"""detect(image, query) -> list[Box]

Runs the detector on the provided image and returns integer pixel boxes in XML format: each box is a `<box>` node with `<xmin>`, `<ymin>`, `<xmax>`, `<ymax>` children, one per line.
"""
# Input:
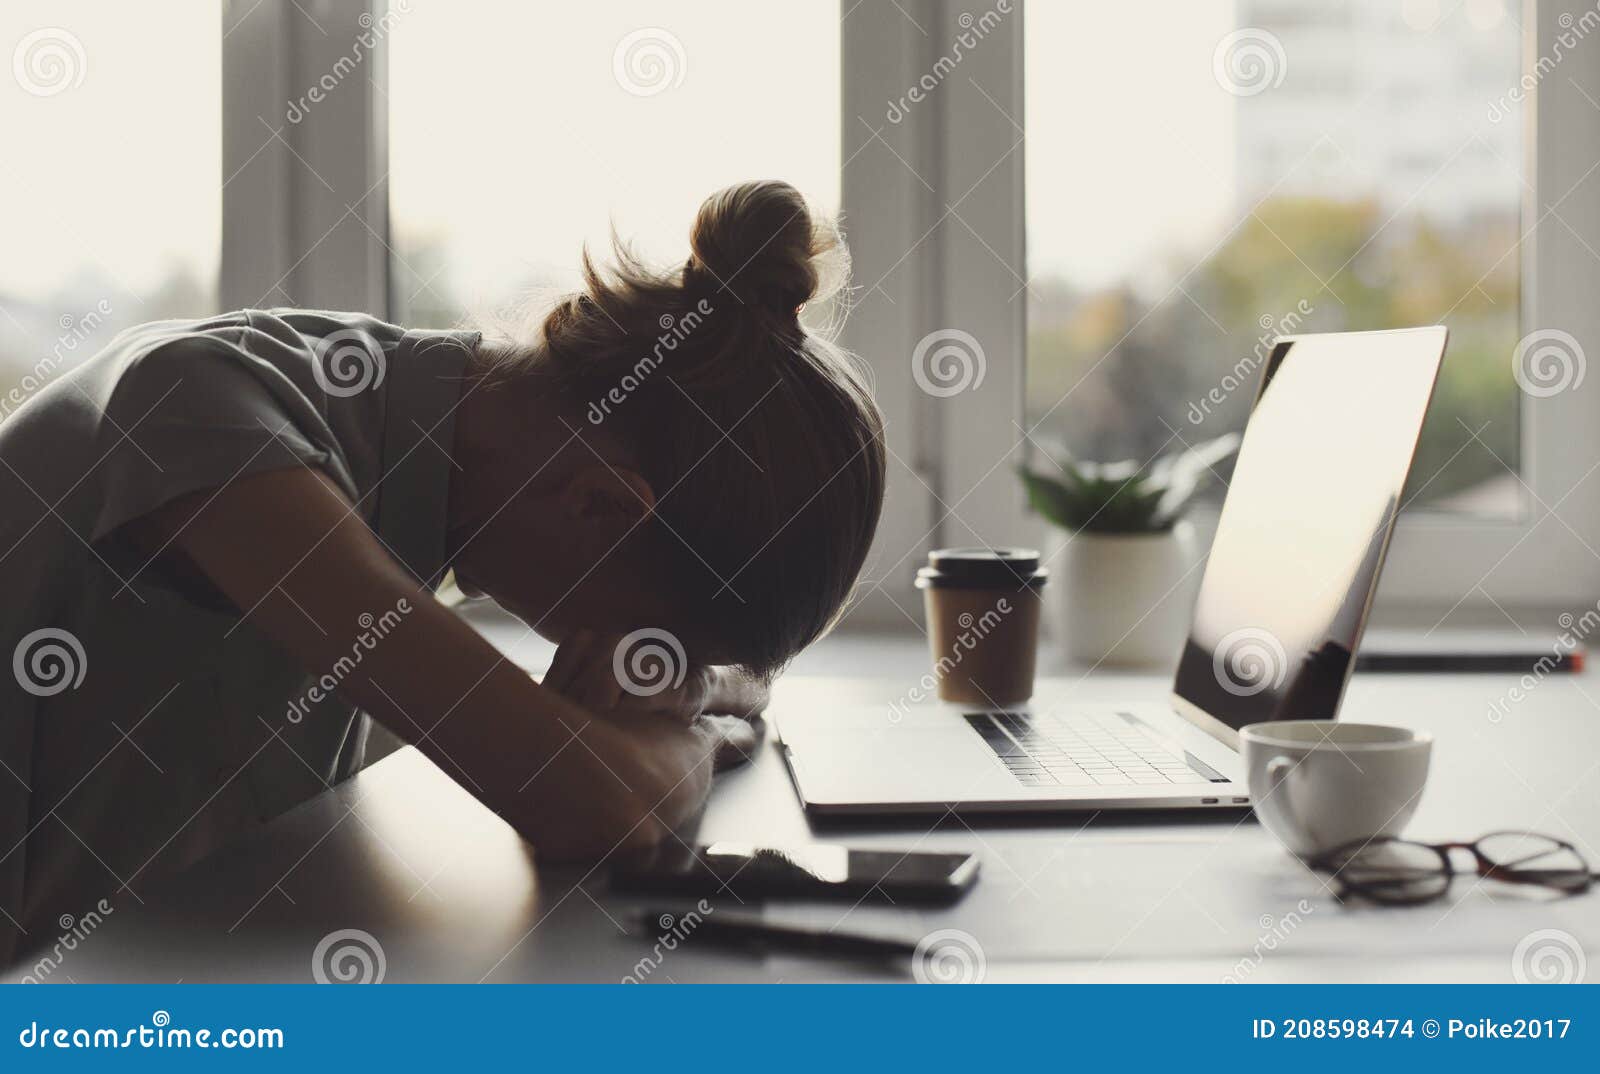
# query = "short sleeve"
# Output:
<box><xmin>88</xmin><ymin>332</ymin><xmax>356</xmax><ymax>543</ymax></box>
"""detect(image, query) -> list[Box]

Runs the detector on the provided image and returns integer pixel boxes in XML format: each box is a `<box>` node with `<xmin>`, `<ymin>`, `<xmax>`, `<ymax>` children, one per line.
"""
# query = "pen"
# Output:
<box><xmin>632</xmin><ymin>909</ymin><xmax>918</xmax><ymax>961</ymax></box>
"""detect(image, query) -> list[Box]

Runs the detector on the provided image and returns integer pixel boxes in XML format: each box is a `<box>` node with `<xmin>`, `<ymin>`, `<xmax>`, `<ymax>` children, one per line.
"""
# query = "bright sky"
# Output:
<box><xmin>1025</xmin><ymin>2</ymin><xmax>1235</xmax><ymax>291</ymax></box>
<box><xmin>0</xmin><ymin>1</ymin><xmax>220</xmax><ymax>302</ymax></box>
<box><xmin>386</xmin><ymin>0</ymin><xmax>841</xmax><ymax>306</ymax></box>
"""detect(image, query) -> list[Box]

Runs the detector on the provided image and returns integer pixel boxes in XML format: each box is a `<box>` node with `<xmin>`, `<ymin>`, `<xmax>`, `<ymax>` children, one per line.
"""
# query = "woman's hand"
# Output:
<box><xmin>542</xmin><ymin>628</ymin><xmax>771</xmax><ymax>721</ymax></box>
<box><xmin>543</xmin><ymin>629</ymin><xmax>765</xmax><ymax>768</ymax></box>
<box><xmin>543</xmin><ymin>628</ymin><xmax>716</xmax><ymax>725</ymax></box>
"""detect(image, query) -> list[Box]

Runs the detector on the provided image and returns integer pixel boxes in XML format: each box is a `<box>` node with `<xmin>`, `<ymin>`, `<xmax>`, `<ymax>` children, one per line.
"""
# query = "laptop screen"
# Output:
<box><xmin>1172</xmin><ymin>328</ymin><xmax>1447</xmax><ymax>739</ymax></box>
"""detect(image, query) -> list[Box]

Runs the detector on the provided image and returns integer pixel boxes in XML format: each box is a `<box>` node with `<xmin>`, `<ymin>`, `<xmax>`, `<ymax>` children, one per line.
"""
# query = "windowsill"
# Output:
<box><xmin>455</xmin><ymin>595</ymin><xmax>1577</xmax><ymax>684</ymax></box>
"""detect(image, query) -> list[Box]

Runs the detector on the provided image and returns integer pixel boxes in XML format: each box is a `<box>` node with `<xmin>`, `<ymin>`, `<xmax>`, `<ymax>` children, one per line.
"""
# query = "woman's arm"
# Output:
<box><xmin>128</xmin><ymin>466</ymin><xmax>729</xmax><ymax>861</ymax></box>
<box><xmin>541</xmin><ymin>629</ymin><xmax>770</xmax><ymax>722</ymax></box>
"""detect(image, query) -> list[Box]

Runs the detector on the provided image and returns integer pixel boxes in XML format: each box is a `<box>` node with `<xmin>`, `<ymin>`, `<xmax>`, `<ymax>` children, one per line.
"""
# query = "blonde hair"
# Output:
<box><xmin>474</xmin><ymin>180</ymin><xmax>886</xmax><ymax>676</ymax></box>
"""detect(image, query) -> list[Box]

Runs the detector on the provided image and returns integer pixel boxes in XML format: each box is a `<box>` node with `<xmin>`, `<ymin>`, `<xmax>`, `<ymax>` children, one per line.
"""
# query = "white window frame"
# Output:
<box><xmin>220</xmin><ymin>1</ymin><xmax>388</xmax><ymax>316</ymax></box>
<box><xmin>222</xmin><ymin>0</ymin><xmax>1600</xmax><ymax>627</ymax></box>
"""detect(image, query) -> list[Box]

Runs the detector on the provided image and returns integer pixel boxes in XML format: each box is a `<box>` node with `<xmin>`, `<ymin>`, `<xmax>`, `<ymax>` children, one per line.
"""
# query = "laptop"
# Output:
<box><xmin>776</xmin><ymin>327</ymin><xmax>1448</xmax><ymax>815</ymax></box>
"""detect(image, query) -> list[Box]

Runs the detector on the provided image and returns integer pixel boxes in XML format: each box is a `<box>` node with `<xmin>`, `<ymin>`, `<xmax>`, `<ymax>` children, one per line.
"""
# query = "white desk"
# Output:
<box><xmin>16</xmin><ymin>667</ymin><xmax>1599</xmax><ymax>984</ymax></box>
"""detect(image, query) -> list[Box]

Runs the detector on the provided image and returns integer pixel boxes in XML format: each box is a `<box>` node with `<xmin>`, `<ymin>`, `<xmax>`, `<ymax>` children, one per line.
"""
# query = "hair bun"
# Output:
<box><xmin>687</xmin><ymin>180</ymin><xmax>844</xmax><ymax>315</ymax></box>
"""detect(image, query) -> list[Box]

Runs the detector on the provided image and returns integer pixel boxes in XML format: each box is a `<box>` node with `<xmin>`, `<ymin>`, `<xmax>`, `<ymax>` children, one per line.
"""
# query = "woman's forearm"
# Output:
<box><xmin>138</xmin><ymin>467</ymin><xmax>715</xmax><ymax>859</ymax></box>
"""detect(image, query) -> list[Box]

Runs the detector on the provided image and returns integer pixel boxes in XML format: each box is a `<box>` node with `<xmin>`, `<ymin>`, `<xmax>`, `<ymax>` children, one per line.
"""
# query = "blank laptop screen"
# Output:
<box><xmin>1172</xmin><ymin>328</ymin><xmax>1447</xmax><ymax>733</ymax></box>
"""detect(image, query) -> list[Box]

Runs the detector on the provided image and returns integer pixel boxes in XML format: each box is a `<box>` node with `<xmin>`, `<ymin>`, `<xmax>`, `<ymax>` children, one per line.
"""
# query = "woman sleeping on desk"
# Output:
<box><xmin>0</xmin><ymin>180</ymin><xmax>886</xmax><ymax>958</ymax></box>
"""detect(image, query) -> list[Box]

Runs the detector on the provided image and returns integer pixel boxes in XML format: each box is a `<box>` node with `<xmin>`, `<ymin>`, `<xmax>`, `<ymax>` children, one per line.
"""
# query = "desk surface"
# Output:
<box><xmin>16</xmin><ymin>667</ymin><xmax>1599</xmax><ymax>984</ymax></box>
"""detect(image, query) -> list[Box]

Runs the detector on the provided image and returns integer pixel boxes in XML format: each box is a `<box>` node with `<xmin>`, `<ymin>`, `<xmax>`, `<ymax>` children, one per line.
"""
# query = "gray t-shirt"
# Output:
<box><xmin>0</xmin><ymin>309</ymin><xmax>477</xmax><ymax>964</ymax></box>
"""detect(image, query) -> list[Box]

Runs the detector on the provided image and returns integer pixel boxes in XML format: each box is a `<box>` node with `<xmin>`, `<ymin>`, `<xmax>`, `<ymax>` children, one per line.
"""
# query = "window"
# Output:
<box><xmin>13</xmin><ymin>1</ymin><xmax>1581</xmax><ymax>618</ymax></box>
<box><xmin>1024</xmin><ymin>0</ymin><xmax>1525</xmax><ymax>517</ymax></box>
<box><xmin>875</xmin><ymin>1</ymin><xmax>1600</xmax><ymax>613</ymax></box>
<box><xmin>387</xmin><ymin>0</ymin><xmax>841</xmax><ymax>326</ymax></box>
<box><xmin>0</xmin><ymin>1</ymin><xmax>219</xmax><ymax>419</ymax></box>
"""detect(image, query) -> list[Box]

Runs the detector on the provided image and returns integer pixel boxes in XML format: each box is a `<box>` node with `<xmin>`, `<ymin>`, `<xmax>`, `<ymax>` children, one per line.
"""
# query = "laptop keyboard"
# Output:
<box><xmin>965</xmin><ymin>711</ymin><xmax>1228</xmax><ymax>787</ymax></box>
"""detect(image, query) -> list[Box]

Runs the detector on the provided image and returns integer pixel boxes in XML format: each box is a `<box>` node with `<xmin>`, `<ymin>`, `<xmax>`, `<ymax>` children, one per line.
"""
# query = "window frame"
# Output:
<box><xmin>220</xmin><ymin>1</ymin><xmax>389</xmax><ymax>316</ymax></box>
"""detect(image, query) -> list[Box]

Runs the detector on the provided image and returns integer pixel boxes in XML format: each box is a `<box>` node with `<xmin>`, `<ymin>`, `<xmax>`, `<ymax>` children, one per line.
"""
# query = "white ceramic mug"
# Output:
<box><xmin>1240</xmin><ymin>721</ymin><xmax>1432</xmax><ymax>858</ymax></box>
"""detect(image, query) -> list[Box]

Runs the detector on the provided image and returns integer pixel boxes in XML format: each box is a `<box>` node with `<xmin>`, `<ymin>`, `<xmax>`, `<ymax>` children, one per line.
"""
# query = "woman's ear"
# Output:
<box><xmin>558</xmin><ymin>464</ymin><xmax>657</xmax><ymax>529</ymax></box>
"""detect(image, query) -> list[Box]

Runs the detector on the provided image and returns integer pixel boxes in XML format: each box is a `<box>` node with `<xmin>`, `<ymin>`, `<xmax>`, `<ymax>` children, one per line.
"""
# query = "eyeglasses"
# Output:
<box><xmin>1308</xmin><ymin>830</ymin><xmax>1596</xmax><ymax>905</ymax></box>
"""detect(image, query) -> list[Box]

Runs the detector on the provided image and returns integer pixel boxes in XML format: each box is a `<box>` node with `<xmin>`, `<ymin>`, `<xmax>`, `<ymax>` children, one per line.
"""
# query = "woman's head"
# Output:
<box><xmin>450</xmin><ymin>180</ymin><xmax>886</xmax><ymax>677</ymax></box>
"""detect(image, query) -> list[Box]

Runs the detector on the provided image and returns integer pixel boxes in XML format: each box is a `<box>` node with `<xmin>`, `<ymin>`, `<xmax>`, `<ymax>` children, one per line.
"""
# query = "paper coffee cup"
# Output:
<box><xmin>916</xmin><ymin>548</ymin><xmax>1048</xmax><ymax>706</ymax></box>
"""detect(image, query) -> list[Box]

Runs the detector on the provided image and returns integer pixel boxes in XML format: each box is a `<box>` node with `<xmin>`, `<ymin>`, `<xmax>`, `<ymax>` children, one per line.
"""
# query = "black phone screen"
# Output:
<box><xmin>610</xmin><ymin>842</ymin><xmax>980</xmax><ymax>904</ymax></box>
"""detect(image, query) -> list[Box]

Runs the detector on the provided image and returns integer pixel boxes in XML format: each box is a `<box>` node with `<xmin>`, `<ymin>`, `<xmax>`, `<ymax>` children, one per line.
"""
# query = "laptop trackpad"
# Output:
<box><xmin>780</xmin><ymin>726</ymin><xmax>1017</xmax><ymax>807</ymax></box>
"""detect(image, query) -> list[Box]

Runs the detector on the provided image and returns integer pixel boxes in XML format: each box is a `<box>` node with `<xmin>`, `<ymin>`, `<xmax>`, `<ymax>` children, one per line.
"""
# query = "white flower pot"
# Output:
<box><xmin>1046</xmin><ymin>521</ymin><xmax>1202</xmax><ymax>669</ymax></box>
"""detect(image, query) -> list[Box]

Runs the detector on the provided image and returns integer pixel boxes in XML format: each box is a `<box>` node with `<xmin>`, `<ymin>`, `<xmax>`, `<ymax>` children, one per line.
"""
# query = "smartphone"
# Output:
<box><xmin>609</xmin><ymin>842</ymin><xmax>980</xmax><ymax>905</ymax></box>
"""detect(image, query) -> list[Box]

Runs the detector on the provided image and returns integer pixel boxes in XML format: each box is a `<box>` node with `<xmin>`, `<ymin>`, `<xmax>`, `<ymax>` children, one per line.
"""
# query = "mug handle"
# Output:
<box><xmin>1264</xmin><ymin>754</ymin><xmax>1301</xmax><ymax>837</ymax></box>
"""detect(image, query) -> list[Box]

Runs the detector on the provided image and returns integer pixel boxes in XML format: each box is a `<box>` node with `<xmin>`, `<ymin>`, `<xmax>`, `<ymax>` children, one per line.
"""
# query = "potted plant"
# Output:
<box><xmin>1018</xmin><ymin>434</ymin><xmax>1239</xmax><ymax>667</ymax></box>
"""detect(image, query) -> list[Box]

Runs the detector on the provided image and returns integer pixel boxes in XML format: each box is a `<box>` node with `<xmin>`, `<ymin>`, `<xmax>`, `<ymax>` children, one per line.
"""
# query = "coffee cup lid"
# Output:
<box><xmin>916</xmin><ymin>547</ymin><xmax>1048</xmax><ymax>590</ymax></box>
